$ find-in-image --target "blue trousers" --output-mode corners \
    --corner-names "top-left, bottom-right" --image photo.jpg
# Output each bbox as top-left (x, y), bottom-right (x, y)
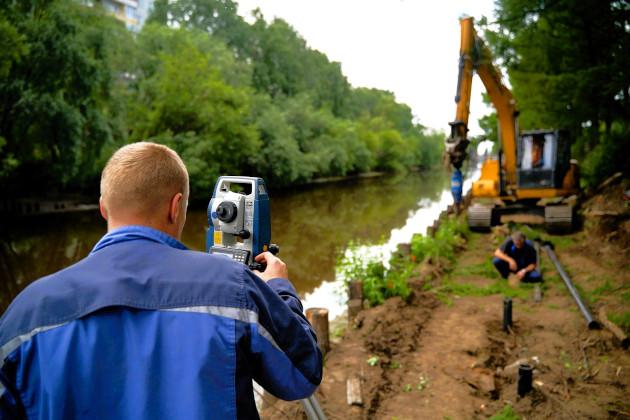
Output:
top-left (492, 257), bottom-right (542, 283)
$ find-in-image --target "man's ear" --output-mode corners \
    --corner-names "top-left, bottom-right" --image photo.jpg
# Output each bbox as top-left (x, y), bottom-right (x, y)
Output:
top-left (99, 197), bottom-right (108, 221)
top-left (168, 192), bottom-right (184, 225)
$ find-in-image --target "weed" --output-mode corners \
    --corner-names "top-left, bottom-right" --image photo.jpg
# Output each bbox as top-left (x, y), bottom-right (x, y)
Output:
top-left (560, 351), bottom-right (573, 369)
top-left (416, 374), bottom-right (429, 391)
top-left (592, 279), bottom-right (615, 298)
top-left (621, 291), bottom-right (630, 303)
top-left (332, 323), bottom-right (346, 339)
top-left (338, 244), bottom-right (411, 306)
top-left (388, 360), bottom-right (401, 369)
top-left (367, 356), bottom-right (379, 367)
top-left (403, 384), bottom-right (412, 393)
top-left (410, 218), bottom-right (469, 263)
top-left (488, 405), bottom-right (520, 420)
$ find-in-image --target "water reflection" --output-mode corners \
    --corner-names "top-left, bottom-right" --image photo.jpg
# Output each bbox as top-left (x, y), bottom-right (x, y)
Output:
top-left (0, 170), bottom-right (450, 312)
top-left (0, 212), bottom-right (106, 310)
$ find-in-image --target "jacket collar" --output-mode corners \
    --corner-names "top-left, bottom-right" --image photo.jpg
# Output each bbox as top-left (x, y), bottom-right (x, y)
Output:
top-left (91, 225), bottom-right (188, 255)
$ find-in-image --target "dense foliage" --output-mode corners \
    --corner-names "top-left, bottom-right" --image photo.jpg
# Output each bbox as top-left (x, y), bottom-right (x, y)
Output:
top-left (0, 0), bottom-right (444, 198)
top-left (479, 0), bottom-right (630, 187)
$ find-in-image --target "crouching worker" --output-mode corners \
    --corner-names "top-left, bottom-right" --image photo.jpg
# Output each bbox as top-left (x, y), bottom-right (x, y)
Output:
top-left (0, 142), bottom-right (322, 419)
top-left (493, 231), bottom-right (542, 285)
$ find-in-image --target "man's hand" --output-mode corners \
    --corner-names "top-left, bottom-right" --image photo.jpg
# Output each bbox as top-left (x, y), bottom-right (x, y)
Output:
top-left (253, 252), bottom-right (288, 282)
top-left (508, 258), bottom-right (518, 271)
top-left (516, 269), bottom-right (527, 280)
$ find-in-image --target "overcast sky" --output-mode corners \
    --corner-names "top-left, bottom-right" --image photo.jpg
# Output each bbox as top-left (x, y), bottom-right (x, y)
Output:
top-left (236, 0), bottom-right (497, 135)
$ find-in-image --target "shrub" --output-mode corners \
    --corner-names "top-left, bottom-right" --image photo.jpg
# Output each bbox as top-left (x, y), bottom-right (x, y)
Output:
top-left (337, 244), bottom-right (410, 306)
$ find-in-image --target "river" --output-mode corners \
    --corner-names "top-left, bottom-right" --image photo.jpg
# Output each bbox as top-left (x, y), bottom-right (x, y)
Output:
top-left (0, 169), bottom-right (467, 315)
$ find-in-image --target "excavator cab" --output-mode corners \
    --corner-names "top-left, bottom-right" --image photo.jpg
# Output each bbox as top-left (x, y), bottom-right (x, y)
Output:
top-left (517, 130), bottom-right (571, 190)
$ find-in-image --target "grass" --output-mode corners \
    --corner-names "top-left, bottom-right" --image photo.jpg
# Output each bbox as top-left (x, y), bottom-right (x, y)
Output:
top-left (592, 278), bottom-right (615, 297)
top-left (608, 311), bottom-right (630, 332)
top-left (488, 405), bottom-right (520, 420)
top-left (452, 259), bottom-right (501, 280)
top-left (515, 223), bottom-right (577, 251)
top-left (431, 278), bottom-right (533, 301)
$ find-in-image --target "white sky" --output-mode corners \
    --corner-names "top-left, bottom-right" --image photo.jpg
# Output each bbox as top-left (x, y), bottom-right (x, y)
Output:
top-left (236, 0), bottom-right (497, 135)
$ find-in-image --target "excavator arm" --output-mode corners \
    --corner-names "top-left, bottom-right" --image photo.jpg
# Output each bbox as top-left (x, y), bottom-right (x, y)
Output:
top-left (445, 17), bottom-right (519, 202)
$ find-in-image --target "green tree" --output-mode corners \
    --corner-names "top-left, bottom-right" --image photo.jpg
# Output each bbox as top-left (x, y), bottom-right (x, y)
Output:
top-left (128, 26), bottom-right (259, 196)
top-left (0, 0), bottom-right (129, 194)
top-left (483, 0), bottom-right (630, 185)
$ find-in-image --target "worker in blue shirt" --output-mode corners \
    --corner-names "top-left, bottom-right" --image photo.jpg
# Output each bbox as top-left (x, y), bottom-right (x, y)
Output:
top-left (0, 142), bottom-right (323, 419)
top-left (493, 231), bottom-right (542, 286)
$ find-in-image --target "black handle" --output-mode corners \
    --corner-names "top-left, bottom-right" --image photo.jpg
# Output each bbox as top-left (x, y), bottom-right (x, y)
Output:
top-left (249, 262), bottom-right (266, 272)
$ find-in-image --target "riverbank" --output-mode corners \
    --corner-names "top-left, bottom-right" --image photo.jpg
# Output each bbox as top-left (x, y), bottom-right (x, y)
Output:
top-left (262, 176), bottom-right (630, 419)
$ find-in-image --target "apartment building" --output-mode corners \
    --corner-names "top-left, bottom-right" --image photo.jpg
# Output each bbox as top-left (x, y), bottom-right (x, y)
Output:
top-left (99, 0), bottom-right (154, 31)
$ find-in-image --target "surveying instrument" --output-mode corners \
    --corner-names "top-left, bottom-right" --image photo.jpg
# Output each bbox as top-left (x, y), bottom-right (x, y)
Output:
top-left (206, 176), bottom-right (326, 420)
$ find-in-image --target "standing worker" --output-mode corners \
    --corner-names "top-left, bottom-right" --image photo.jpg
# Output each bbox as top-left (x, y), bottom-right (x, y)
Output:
top-left (493, 231), bottom-right (542, 286)
top-left (0, 142), bottom-right (322, 419)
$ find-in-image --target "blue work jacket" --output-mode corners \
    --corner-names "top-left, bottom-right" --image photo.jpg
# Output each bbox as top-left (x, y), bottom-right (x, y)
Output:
top-left (0, 226), bottom-right (322, 419)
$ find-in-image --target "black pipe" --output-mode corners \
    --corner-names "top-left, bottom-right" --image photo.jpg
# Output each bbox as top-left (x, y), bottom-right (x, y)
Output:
top-left (517, 364), bottom-right (533, 397)
top-left (503, 297), bottom-right (513, 332)
top-left (542, 243), bottom-right (599, 330)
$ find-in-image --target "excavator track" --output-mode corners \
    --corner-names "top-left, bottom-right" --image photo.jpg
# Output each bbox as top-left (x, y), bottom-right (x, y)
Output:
top-left (467, 205), bottom-right (494, 230)
top-left (544, 205), bottom-right (574, 232)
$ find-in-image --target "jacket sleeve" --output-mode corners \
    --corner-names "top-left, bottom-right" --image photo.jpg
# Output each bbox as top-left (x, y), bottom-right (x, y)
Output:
top-left (241, 269), bottom-right (323, 400)
top-left (0, 362), bottom-right (26, 420)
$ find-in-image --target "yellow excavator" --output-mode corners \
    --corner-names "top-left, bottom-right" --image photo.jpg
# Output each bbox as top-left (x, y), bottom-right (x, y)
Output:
top-left (445, 17), bottom-right (580, 231)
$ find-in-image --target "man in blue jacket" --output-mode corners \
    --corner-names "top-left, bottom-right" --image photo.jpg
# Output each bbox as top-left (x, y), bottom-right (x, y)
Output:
top-left (0, 142), bottom-right (323, 419)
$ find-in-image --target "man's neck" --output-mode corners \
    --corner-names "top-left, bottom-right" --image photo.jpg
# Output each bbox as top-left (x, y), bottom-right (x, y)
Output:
top-left (107, 219), bottom-right (180, 241)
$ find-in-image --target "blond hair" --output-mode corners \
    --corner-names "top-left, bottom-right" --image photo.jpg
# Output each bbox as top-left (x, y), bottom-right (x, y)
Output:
top-left (100, 142), bottom-right (189, 217)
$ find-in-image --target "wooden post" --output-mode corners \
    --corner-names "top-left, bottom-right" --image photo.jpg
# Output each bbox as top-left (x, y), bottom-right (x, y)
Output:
top-left (348, 280), bottom-right (363, 301)
top-left (348, 299), bottom-right (362, 321)
top-left (432, 220), bottom-right (440, 236)
top-left (348, 280), bottom-right (364, 321)
top-left (397, 243), bottom-right (411, 256)
top-left (306, 308), bottom-right (330, 355)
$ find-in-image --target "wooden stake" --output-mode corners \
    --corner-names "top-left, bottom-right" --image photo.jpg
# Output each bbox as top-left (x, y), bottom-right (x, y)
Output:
top-left (348, 280), bottom-right (363, 301)
top-left (306, 307), bottom-right (330, 355)
top-left (346, 374), bottom-right (363, 406)
top-left (348, 299), bottom-right (362, 321)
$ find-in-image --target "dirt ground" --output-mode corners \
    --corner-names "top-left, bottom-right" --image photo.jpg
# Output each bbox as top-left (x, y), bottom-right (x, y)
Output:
top-left (262, 177), bottom-right (630, 420)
